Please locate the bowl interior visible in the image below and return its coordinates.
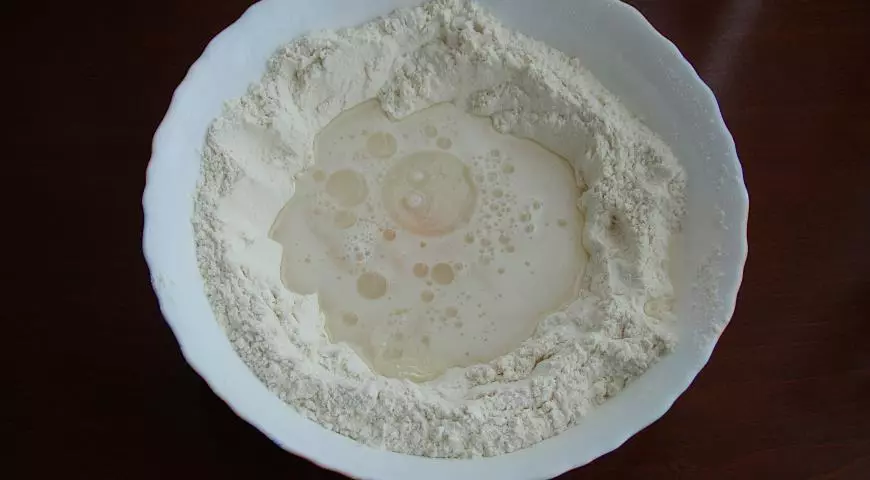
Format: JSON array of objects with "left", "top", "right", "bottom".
[{"left": 143, "top": 0, "right": 748, "bottom": 478}]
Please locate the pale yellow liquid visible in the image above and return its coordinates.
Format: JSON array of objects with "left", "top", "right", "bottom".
[{"left": 270, "top": 100, "right": 586, "bottom": 381}]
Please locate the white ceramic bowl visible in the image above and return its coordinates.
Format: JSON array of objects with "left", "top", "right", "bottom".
[{"left": 143, "top": 0, "right": 748, "bottom": 478}]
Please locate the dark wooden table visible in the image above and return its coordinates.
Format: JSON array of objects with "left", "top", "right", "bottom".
[{"left": 11, "top": 0, "right": 870, "bottom": 478}]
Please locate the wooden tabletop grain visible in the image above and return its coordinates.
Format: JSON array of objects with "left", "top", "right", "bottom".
[{"left": 10, "top": 0, "right": 870, "bottom": 478}]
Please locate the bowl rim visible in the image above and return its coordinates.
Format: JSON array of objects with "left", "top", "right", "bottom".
[{"left": 143, "top": 0, "right": 749, "bottom": 478}]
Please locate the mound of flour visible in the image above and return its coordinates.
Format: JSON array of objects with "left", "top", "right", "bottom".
[{"left": 193, "top": 0, "right": 686, "bottom": 457}]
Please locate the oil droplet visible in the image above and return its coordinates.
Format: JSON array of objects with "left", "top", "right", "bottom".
[
  {"left": 464, "top": 233, "right": 475, "bottom": 244},
  {"left": 357, "top": 272, "right": 387, "bottom": 299},
  {"left": 493, "top": 188, "right": 504, "bottom": 198},
  {"left": 412, "top": 263, "right": 429, "bottom": 278},
  {"left": 423, "top": 125, "right": 438, "bottom": 138},
  {"left": 446, "top": 306, "right": 459, "bottom": 318},
  {"left": 421, "top": 290, "right": 435, "bottom": 303},
  {"left": 436, "top": 137, "right": 453, "bottom": 150},
  {"left": 326, "top": 169, "right": 368, "bottom": 207},
  {"left": 366, "top": 132, "right": 397, "bottom": 158},
  {"left": 431, "top": 263, "right": 455, "bottom": 285},
  {"left": 498, "top": 234, "right": 511, "bottom": 245},
  {"left": 533, "top": 200, "right": 543, "bottom": 210},
  {"left": 382, "top": 151, "right": 477, "bottom": 236},
  {"left": 421, "top": 335, "right": 431, "bottom": 346},
  {"left": 312, "top": 170, "right": 327, "bottom": 182},
  {"left": 557, "top": 219, "right": 568, "bottom": 227},
  {"left": 333, "top": 210, "right": 357, "bottom": 229},
  {"left": 342, "top": 312, "right": 359, "bottom": 326},
  {"left": 383, "top": 229, "right": 397, "bottom": 241},
  {"left": 502, "top": 163, "right": 515, "bottom": 174},
  {"left": 525, "top": 224, "right": 536, "bottom": 234}
]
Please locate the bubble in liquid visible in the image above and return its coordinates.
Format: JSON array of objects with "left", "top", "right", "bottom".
[
  {"left": 342, "top": 312, "right": 359, "bottom": 326},
  {"left": 333, "top": 210, "right": 357, "bottom": 229},
  {"left": 431, "top": 263, "right": 455, "bottom": 285},
  {"left": 357, "top": 272, "right": 388, "bottom": 299},
  {"left": 326, "top": 169, "right": 368, "bottom": 207},
  {"left": 437, "top": 137, "right": 453, "bottom": 150},
  {"left": 445, "top": 306, "right": 459, "bottom": 318},
  {"left": 408, "top": 170, "right": 426, "bottom": 184},
  {"left": 493, "top": 188, "right": 504, "bottom": 198},
  {"left": 421, "top": 290, "right": 435, "bottom": 303},
  {"left": 412, "top": 263, "right": 429, "bottom": 278},
  {"left": 404, "top": 191, "right": 426, "bottom": 210},
  {"left": 366, "top": 132, "right": 397, "bottom": 158},
  {"left": 423, "top": 125, "right": 438, "bottom": 138}
]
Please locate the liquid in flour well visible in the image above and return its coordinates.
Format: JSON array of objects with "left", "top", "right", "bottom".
[{"left": 270, "top": 101, "right": 587, "bottom": 381}]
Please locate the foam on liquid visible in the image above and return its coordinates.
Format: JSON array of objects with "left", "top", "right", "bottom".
[{"left": 270, "top": 101, "right": 586, "bottom": 381}]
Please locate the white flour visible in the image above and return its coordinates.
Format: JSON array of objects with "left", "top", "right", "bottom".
[{"left": 193, "top": 0, "right": 686, "bottom": 457}]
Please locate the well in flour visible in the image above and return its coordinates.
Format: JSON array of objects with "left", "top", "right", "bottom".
[
  {"left": 270, "top": 100, "right": 585, "bottom": 381},
  {"left": 193, "top": 0, "right": 686, "bottom": 458}
]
